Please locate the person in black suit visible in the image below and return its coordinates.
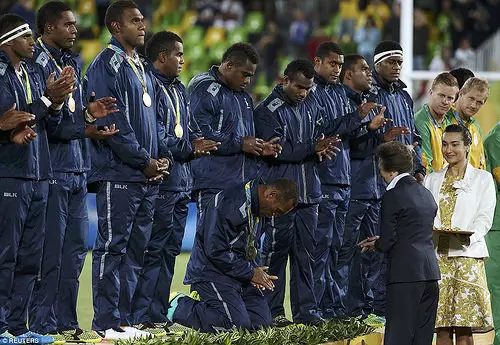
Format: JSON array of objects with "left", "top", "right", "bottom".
[{"left": 359, "top": 141, "right": 441, "bottom": 345}]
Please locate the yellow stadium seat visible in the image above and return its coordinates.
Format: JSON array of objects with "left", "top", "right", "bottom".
[
  {"left": 204, "top": 27, "right": 225, "bottom": 48},
  {"left": 80, "top": 40, "right": 103, "bottom": 69},
  {"left": 180, "top": 11, "right": 198, "bottom": 32}
]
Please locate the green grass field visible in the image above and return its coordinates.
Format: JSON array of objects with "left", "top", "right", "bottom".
[{"left": 76, "top": 252, "right": 291, "bottom": 329}]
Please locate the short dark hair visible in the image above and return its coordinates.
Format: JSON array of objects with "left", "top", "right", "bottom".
[
  {"left": 284, "top": 59, "right": 315, "bottom": 80},
  {"left": 315, "top": 42, "right": 343, "bottom": 60},
  {"left": 221, "top": 42, "right": 259, "bottom": 65},
  {"left": 340, "top": 54, "right": 365, "bottom": 82},
  {"left": 0, "top": 14, "right": 27, "bottom": 38},
  {"left": 376, "top": 141, "right": 414, "bottom": 174},
  {"left": 431, "top": 72, "right": 459, "bottom": 90},
  {"left": 450, "top": 68, "right": 475, "bottom": 89},
  {"left": 146, "top": 31, "right": 183, "bottom": 62},
  {"left": 36, "top": 1, "right": 72, "bottom": 35},
  {"left": 105, "top": 0, "right": 139, "bottom": 34},
  {"left": 267, "top": 178, "right": 299, "bottom": 207},
  {"left": 444, "top": 124, "right": 472, "bottom": 146}
]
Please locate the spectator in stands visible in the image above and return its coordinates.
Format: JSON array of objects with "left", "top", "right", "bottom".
[
  {"left": 382, "top": 0, "right": 401, "bottom": 42},
  {"left": 131, "top": 31, "right": 219, "bottom": 334},
  {"left": 168, "top": 179, "right": 299, "bottom": 332},
  {"left": 195, "top": 0, "right": 220, "bottom": 29},
  {"left": 339, "top": 0, "right": 360, "bottom": 39},
  {"left": 359, "top": 141, "right": 440, "bottom": 345},
  {"left": 354, "top": 16, "right": 380, "bottom": 66},
  {"left": 429, "top": 45, "right": 455, "bottom": 72},
  {"left": 363, "top": 0, "right": 390, "bottom": 30},
  {"left": 257, "top": 21, "right": 282, "bottom": 84},
  {"left": 0, "top": 13, "right": 75, "bottom": 345},
  {"left": 415, "top": 72, "right": 459, "bottom": 174},
  {"left": 83, "top": 0, "right": 171, "bottom": 339},
  {"left": 454, "top": 37, "right": 476, "bottom": 70},
  {"left": 289, "top": 8, "right": 310, "bottom": 59},
  {"left": 413, "top": 8, "right": 429, "bottom": 71},
  {"left": 484, "top": 122, "right": 500, "bottom": 345},
  {"left": 424, "top": 124, "right": 495, "bottom": 345},
  {"left": 213, "top": 0, "right": 244, "bottom": 30},
  {"left": 451, "top": 77, "right": 489, "bottom": 170}
]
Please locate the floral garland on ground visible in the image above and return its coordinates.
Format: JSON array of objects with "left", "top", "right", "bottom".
[{"left": 115, "top": 318, "right": 375, "bottom": 345}]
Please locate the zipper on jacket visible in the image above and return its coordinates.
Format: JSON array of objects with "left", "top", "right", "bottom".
[
  {"left": 234, "top": 95, "right": 246, "bottom": 182},
  {"left": 294, "top": 106, "right": 307, "bottom": 202}
]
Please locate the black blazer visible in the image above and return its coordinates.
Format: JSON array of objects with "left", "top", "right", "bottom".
[{"left": 375, "top": 176, "right": 441, "bottom": 283}]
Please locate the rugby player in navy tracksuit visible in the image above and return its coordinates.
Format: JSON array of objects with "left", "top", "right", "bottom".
[
  {"left": 130, "top": 31, "right": 219, "bottom": 332},
  {"left": 311, "top": 44, "right": 389, "bottom": 319},
  {"left": 187, "top": 43, "right": 280, "bottom": 212},
  {"left": 0, "top": 14, "right": 75, "bottom": 345},
  {"left": 83, "top": 1, "right": 171, "bottom": 340},
  {"left": 167, "top": 179, "right": 299, "bottom": 332},
  {"left": 254, "top": 60, "right": 340, "bottom": 326},
  {"left": 28, "top": 3, "right": 119, "bottom": 342}
]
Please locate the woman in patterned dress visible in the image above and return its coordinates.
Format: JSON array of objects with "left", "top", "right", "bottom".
[{"left": 424, "top": 124, "right": 497, "bottom": 345}]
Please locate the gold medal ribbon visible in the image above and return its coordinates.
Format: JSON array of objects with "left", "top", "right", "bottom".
[
  {"left": 245, "top": 180, "right": 260, "bottom": 261},
  {"left": 108, "top": 44, "right": 149, "bottom": 97},
  {"left": 15, "top": 64, "right": 32, "bottom": 104},
  {"left": 160, "top": 83, "right": 182, "bottom": 136}
]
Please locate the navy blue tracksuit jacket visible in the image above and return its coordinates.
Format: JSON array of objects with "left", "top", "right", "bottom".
[
  {"left": 29, "top": 39, "right": 89, "bottom": 334},
  {"left": 173, "top": 181, "right": 272, "bottom": 332},
  {"left": 254, "top": 84, "right": 324, "bottom": 322},
  {"left": 83, "top": 37, "right": 168, "bottom": 330},
  {"left": 132, "top": 69, "right": 198, "bottom": 324},
  {"left": 187, "top": 65, "right": 258, "bottom": 208},
  {"left": 0, "top": 50, "right": 61, "bottom": 336}
]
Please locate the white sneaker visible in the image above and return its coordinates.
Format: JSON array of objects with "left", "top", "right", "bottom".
[
  {"left": 98, "top": 327, "right": 132, "bottom": 340},
  {"left": 121, "top": 326, "right": 151, "bottom": 339}
]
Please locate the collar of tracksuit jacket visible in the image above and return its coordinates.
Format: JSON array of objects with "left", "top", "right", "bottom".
[
  {"left": 273, "top": 83, "right": 301, "bottom": 106},
  {"left": 37, "top": 38, "right": 77, "bottom": 68},
  {"left": 371, "top": 70, "right": 407, "bottom": 94},
  {"left": 152, "top": 68, "right": 180, "bottom": 88}
]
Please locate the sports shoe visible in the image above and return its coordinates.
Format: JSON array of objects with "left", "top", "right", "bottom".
[
  {"left": 96, "top": 327, "right": 148, "bottom": 341},
  {"left": 363, "top": 313, "right": 386, "bottom": 328},
  {"left": 164, "top": 322, "right": 190, "bottom": 335},
  {"left": 46, "top": 333, "right": 66, "bottom": 344},
  {"left": 273, "top": 315, "right": 293, "bottom": 327},
  {"left": 60, "top": 328, "right": 102, "bottom": 343},
  {"left": 15, "top": 331, "right": 54, "bottom": 345},
  {"left": 120, "top": 326, "right": 151, "bottom": 339},
  {"left": 0, "top": 331, "right": 14, "bottom": 344},
  {"left": 133, "top": 323, "right": 166, "bottom": 337}
]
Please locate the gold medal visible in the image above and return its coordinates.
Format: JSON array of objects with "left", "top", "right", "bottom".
[
  {"left": 143, "top": 92, "right": 152, "bottom": 107},
  {"left": 68, "top": 96, "right": 76, "bottom": 113},
  {"left": 174, "top": 123, "right": 184, "bottom": 138},
  {"left": 247, "top": 245, "right": 258, "bottom": 261}
]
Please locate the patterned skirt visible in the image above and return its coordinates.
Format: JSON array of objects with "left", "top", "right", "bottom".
[{"left": 435, "top": 254, "right": 493, "bottom": 328}]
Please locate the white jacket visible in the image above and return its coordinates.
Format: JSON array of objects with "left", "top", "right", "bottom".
[{"left": 423, "top": 163, "right": 496, "bottom": 258}]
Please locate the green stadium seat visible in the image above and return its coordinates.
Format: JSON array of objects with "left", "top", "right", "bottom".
[{"left": 245, "top": 12, "right": 264, "bottom": 33}]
